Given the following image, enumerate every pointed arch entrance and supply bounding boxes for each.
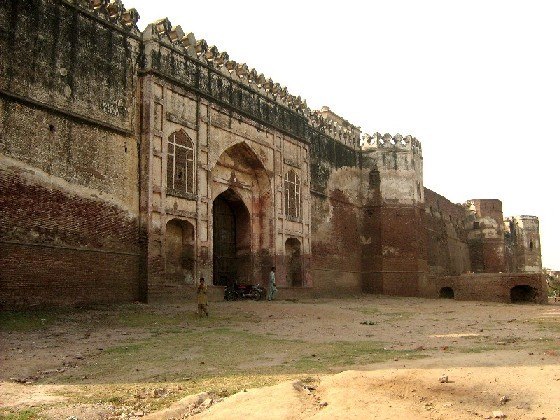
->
[212,189,251,286]
[210,142,273,286]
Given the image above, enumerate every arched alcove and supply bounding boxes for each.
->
[165,219,195,283]
[439,287,455,299]
[285,238,303,287]
[510,285,537,303]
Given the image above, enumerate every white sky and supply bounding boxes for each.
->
[132,0,560,269]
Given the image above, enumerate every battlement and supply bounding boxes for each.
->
[143,17,308,112]
[508,215,539,221]
[141,16,364,148]
[505,216,540,231]
[73,0,140,32]
[309,107,361,148]
[360,132,422,156]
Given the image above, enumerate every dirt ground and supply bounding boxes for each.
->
[1,296,559,419]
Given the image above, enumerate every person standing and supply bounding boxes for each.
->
[267,267,277,301]
[197,276,209,317]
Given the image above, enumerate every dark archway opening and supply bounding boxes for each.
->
[212,189,251,286]
[285,238,303,287]
[510,285,537,303]
[439,287,455,299]
[165,219,195,283]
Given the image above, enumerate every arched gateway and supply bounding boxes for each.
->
[210,142,273,286]
[212,189,250,285]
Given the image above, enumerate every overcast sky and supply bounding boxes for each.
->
[132,0,559,269]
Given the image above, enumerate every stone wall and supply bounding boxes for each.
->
[0,0,142,308]
[424,188,470,275]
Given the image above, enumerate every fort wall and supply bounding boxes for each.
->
[0,0,143,308]
[361,133,427,296]
[505,216,542,273]
[424,188,471,275]
[0,0,546,308]
[138,17,369,299]
[308,126,363,294]
[421,273,548,304]
[466,199,506,273]
[139,19,317,299]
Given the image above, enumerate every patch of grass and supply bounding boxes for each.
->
[348,307,414,324]
[350,307,380,315]
[292,341,423,371]
[102,306,261,330]
[532,319,560,333]
[0,311,62,332]
[104,343,144,354]
[113,310,186,328]
[107,395,124,404]
[53,373,306,413]
[0,408,40,420]
[381,311,414,325]
[52,324,422,388]
[459,345,498,354]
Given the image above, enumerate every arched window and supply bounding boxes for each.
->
[167,130,194,195]
[284,169,301,219]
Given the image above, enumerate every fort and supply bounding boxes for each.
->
[0,0,547,309]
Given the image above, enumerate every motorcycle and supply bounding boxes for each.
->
[224,282,265,301]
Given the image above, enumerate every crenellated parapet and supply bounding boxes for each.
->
[140,16,367,149]
[359,131,424,204]
[141,17,314,141]
[143,17,312,115]
[72,0,140,32]
[309,106,361,149]
[361,132,422,156]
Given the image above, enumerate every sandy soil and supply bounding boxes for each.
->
[193,352,560,420]
[1,296,559,419]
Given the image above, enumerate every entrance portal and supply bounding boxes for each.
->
[210,141,273,286]
[212,189,250,286]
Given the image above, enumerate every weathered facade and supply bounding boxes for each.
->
[0,0,546,309]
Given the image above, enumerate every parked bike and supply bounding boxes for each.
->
[224,282,265,301]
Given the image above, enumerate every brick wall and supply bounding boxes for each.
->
[424,188,470,275]
[309,129,363,293]
[468,199,506,273]
[0,168,141,308]
[310,190,363,294]
[421,273,548,304]
[0,0,142,308]
[1,243,140,308]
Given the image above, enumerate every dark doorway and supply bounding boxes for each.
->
[212,190,250,286]
[285,238,303,287]
[439,287,455,299]
[510,285,537,303]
